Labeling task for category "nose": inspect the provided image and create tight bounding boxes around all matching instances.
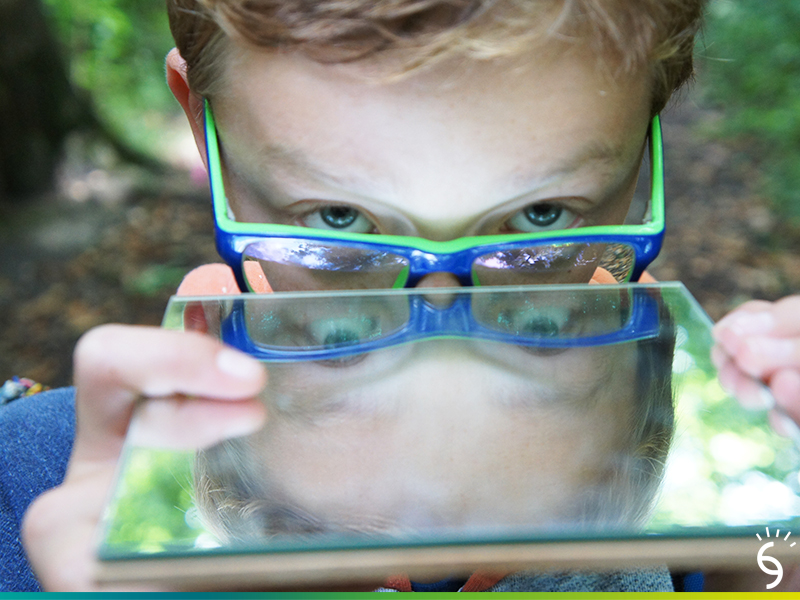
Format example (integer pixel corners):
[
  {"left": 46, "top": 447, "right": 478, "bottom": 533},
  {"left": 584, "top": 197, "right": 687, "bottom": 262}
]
[
  {"left": 414, "top": 272, "right": 462, "bottom": 307},
  {"left": 415, "top": 272, "right": 462, "bottom": 289}
]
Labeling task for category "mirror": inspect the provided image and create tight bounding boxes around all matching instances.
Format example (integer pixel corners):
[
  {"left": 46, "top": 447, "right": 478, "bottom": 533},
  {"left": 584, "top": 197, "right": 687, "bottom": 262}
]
[{"left": 95, "top": 283, "right": 800, "bottom": 589}]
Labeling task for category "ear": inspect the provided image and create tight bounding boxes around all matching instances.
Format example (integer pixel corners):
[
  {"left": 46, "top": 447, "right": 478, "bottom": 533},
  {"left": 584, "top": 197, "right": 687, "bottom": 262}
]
[
  {"left": 177, "top": 264, "right": 245, "bottom": 335},
  {"left": 167, "top": 48, "right": 208, "bottom": 168}
]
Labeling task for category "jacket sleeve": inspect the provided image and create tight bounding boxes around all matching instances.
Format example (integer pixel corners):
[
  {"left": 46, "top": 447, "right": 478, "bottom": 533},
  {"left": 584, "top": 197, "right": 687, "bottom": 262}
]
[{"left": 0, "top": 388, "right": 76, "bottom": 592}]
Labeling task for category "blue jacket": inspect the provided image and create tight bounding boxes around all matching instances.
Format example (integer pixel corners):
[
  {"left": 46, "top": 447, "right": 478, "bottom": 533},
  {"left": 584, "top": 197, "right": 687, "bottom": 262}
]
[{"left": 0, "top": 388, "right": 75, "bottom": 592}]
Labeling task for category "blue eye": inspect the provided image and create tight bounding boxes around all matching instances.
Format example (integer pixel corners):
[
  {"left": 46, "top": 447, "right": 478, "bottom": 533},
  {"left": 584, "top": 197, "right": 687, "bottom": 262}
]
[
  {"left": 520, "top": 316, "right": 561, "bottom": 337},
  {"left": 323, "top": 328, "right": 361, "bottom": 347},
  {"left": 321, "top": 206, "right": 359, "bottom": 228},
  {"left": 524, "top": 204, "right": 562, "bottom": 227},
  {"left": 307, "top": 317, "right": 379, "bottom": 367},
  {"left": 506, "top": 202, "right": 577, "bottom": 233},
  {"left": 308, "top": 316, "right": 381, "bottom": 348},
  {"left": 494, "top": 304, "right": 571, "bottom": 337},
  {"left": 302, "top": 205, "right": 375, "bottom": 233},
  {"left": 496, "top": 311, "right": 560, "bottom": 337}
]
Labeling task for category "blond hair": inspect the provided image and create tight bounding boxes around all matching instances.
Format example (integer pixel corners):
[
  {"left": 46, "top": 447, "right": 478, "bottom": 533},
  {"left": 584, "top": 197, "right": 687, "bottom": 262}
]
[{"left": 168, "top": 0, "right": 705, "bottom": 115}]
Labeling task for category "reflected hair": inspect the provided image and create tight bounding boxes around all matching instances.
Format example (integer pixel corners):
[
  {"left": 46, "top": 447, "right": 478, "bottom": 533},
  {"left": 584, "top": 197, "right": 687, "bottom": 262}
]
[{"left": 580, "top": 293, "right": 675, "bottom": 527}]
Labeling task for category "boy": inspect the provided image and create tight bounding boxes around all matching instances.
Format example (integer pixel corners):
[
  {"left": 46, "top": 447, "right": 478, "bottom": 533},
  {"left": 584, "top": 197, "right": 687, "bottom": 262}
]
[{"left": 5, "top": 0, "right": 799, "bottom": 591}]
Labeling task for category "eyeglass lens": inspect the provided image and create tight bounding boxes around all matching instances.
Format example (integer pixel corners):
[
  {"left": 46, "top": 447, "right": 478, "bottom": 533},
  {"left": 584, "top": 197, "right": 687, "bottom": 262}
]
[
  {"left": 243, "top": 240, "right": 636, "bottom": 293},
  {"left": 242, "top": 288, "right": 633, "bottom": 355}
]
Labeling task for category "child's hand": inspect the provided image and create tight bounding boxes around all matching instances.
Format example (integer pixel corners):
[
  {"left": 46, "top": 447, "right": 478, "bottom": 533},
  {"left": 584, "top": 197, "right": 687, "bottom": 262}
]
[
  {"left": 22, "top": 265, "right": 267, "bottom": 591},
  {"left": 712, "top": 296, "right": 800, "bottom": 427}
]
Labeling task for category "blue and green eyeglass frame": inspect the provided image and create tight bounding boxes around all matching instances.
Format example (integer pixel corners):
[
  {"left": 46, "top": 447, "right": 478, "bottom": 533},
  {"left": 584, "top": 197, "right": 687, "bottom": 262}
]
[
  {"left": 204, "top": 100, "right": 665, "bottom": 293},
  {"left": 221, "top": 285, "right": 662, "bottom": 362}
]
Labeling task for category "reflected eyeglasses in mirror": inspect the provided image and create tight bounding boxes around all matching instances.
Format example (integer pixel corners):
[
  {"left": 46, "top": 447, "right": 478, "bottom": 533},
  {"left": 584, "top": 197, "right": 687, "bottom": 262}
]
[{"left": 220, "top": 286, "right": 661, "bottom": 362}]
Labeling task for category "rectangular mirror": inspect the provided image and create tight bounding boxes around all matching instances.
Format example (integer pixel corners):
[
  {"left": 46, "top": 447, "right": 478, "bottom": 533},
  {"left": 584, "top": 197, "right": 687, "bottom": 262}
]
[{"left": 93, "top": 283, "right": 800, "bottom": 589}]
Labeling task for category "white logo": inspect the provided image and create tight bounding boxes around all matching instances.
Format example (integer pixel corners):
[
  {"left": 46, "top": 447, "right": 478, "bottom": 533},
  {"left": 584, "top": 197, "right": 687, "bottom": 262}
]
[{"left": 756, "top": 527, "right": 796, "bottom": 590}]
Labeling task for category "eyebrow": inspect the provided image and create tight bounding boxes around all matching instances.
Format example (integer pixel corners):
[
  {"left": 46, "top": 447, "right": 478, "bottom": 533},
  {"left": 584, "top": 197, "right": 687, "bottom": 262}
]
[
  {"left": 254, "top": 140, "right": 380, "bottom": 192},
  {"left": 565, "top": 140, "right": 629, "bottom": 171},
  {"left": 251, "top": 133, "right": 638, "bottom": 199},
  {"left": 514, "top": 137, "right": 634, "bottom": 184}
]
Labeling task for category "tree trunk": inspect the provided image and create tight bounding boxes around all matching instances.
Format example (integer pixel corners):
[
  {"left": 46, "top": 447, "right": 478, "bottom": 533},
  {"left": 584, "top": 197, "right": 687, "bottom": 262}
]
[{"left": 0, "top": 0, "right": 91, "bottom": 201}]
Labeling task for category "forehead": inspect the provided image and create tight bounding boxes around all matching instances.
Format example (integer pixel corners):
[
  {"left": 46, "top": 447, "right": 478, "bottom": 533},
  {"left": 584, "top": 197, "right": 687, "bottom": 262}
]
[
  {"left": 212, "top": 43, "right": 652, "bottom": 230},
  {"left": 252, "top": 342, "right": 641, "bottom": 528},
  {"left": 218, "top": 42, "right": 651, "bottom": 148}
]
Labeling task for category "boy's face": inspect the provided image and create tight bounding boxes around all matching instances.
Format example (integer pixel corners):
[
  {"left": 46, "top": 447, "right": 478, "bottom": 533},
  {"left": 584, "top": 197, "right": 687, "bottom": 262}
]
[{"left": 188, "top": 41, "right": 653, "bottom": 251}]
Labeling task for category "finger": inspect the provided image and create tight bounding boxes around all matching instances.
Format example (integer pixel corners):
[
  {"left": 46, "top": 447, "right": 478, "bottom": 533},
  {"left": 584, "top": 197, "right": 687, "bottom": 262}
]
[
  {"left": 127, "top": 396, "right": 266, "bottom": 450},
  {"left": 714, "top": 296, "right": 800, "bottom": 354},
  {"left": 731, "top": 335, "right": 800, "bottom": 380},
  {"left": 710, "top": 344, "right": 729, "bottom": 371},
  {"left": 769, "top": 368, "right": 800, "bottom": 424},
  {"left": 770, "top": 296, "right": 800, "bottom": 337},
  {"left": 712, "top": 300, "right": 775, "bottom": 356},
  {"left": 71, "top": 325, "right": 266, "bottom": 463},
  {"left": 23, "top": 473, "right": 108, "bottom": 591},
  {"left": 716, "top": 355, "right": 774, "bottom": 410},
  {"left": 23, "top": 468, "right": 163, "bottom": 591},
  {"left": 24, "top": 477, "right": 167, "bottom": 591}
]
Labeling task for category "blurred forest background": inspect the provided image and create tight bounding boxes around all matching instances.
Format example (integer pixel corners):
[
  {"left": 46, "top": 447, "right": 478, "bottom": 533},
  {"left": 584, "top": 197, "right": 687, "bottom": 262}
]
[{"left": 1, "top": 0, "right": 799, "bottom": 388}]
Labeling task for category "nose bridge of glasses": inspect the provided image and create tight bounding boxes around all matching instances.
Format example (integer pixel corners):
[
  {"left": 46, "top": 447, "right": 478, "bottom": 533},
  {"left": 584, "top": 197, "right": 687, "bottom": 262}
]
[
  {"left": 406, "top": 248, "right": 474, "bottom": 289},
  {"left": 414, "top": 291, "right": 473, "bottom": 335},
  {"left": 629, "top": 230, "right": 664, "bottom": 282}
]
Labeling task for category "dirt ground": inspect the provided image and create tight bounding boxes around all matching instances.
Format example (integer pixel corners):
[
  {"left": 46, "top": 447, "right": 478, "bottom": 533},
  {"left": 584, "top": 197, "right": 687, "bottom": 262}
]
[
  {"left": 652, "top": 100, "right": 800, "bottom": 319},
  {"left": 1, "top": 95, "right": 798, "bottom": 389}
]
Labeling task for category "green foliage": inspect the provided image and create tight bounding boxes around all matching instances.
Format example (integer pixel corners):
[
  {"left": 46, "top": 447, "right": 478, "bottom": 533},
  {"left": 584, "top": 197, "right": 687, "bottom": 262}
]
[
  {"left": 648, "top": 284, "right": 800, "bottom": 530},
  {"left": 103, "top": 448, "right": 205, "bottom": 552},
  {"left": 42, "top": 0, "right": 179, "bottom": 157},
  {"left": 700, "top": 0, "right": 800, "bottom": 221},
  {"left": 126, "top": 264, "right": 192, "bottom": 297}
]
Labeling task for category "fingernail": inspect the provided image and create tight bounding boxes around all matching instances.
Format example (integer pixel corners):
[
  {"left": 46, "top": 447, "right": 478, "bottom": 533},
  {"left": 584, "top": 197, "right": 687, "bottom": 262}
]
[
  {"left": 718, "top": 311, "right": 775, "bottom": 338},
  {"left": 216, "top": 348, "right": 263, "bottom": 379}
]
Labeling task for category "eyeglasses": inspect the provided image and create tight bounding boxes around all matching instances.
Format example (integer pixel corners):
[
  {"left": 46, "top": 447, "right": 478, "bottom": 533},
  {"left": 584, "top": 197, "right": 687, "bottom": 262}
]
[
  {"left": 221, "top": 286, "right": 661, "bottom": 362},
  {"left": 205, "top": 101, "right": 664, "bottom": 293},
  {"left": 220, "top": 285, "right": 661, "bottom": 362}
]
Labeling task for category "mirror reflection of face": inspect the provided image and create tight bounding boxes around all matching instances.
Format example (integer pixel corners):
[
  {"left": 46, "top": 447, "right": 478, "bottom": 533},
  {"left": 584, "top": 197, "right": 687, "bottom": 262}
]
[
  {"left": 238, "top": 288, "right": 635, "bottom": 354},
  {"left": 197, "top": 336, "right": 663, "bottom": 541},
  {"left": 263, "top": 341, "right": 638, "bottom": 532}
]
